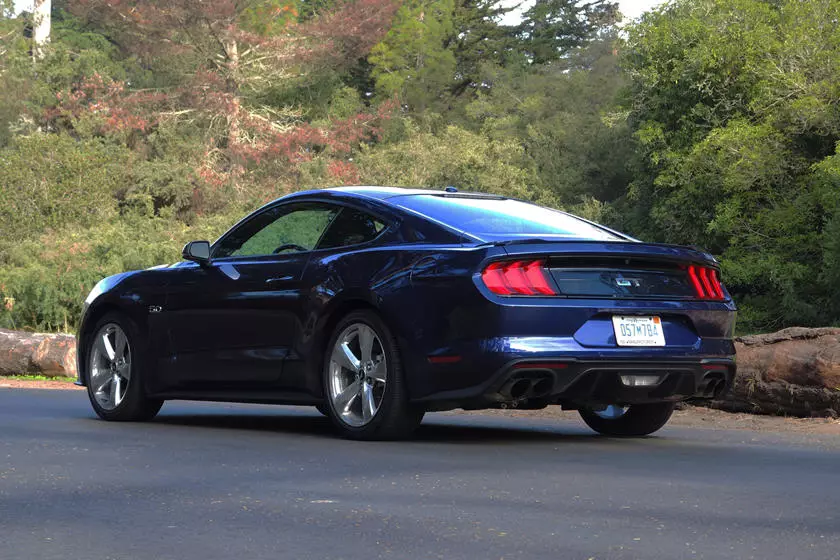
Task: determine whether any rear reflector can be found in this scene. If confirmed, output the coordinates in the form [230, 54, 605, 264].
[428, 355, 462, 364]
[687, 265, 726, 301]
[512, 362, 569, 370]
[481, 260, 556, 296]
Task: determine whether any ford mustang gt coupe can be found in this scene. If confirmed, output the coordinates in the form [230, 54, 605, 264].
[77, 186, 736, 440]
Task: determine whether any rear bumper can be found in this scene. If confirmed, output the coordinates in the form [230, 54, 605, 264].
[415, 356, 736, 410]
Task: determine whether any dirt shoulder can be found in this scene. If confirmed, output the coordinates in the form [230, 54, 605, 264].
[4, 377, 839, 435]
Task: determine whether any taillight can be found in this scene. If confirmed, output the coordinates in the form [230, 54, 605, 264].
[481, 260, 556, 296]
[688, 265, 725, 300]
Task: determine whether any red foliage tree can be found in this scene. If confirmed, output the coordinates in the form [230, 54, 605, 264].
[61, 0, 399, 187]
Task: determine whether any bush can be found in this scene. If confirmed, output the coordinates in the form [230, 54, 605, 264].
[0, 213, 239, 332]
[0, 133, 132, 243]
[356, 121, 547, 202]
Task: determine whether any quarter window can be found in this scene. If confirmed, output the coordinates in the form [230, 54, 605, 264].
[317, 208, 386, 250]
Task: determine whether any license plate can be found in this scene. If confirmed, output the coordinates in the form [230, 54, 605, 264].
[612, 316, 666, 347]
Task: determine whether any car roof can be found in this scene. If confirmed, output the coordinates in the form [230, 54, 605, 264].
[322, 186, 486, 200]
[282, 185, 508, 203]
[276, 186, 632, 243]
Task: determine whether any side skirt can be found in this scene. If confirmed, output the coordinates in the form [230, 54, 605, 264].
[147, 390, 321, 407]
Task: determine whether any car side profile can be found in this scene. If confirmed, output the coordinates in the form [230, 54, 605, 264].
[77, 187, 737, 440]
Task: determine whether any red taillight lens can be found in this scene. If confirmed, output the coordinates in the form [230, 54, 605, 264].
[524, 260, 556, 295]
[481, 260, 556, 296]
[505, 261, 534, 294]
[687, 265, 725, 300]
[481, 262, 512, 295]
[709, 269, 724, 299]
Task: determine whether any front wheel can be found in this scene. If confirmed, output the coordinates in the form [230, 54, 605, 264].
[85, 312, 163, 422]
[579, 402, 675, 437]
[322, 310, 424, 440]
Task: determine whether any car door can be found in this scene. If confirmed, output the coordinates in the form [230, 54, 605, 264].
[161, 202, 340, 390]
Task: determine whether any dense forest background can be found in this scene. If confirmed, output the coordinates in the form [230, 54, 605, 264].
[0, 0, 837, 334]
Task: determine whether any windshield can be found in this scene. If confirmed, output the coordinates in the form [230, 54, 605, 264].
[392, 195, 622, 241]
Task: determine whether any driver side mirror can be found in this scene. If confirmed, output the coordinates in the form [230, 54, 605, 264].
[182, 240, 211, 265]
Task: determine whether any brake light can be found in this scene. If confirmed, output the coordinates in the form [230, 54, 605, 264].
[481, 260, 556, 296]
[687, 265, 725, 300]
[709, 269, 724, 299]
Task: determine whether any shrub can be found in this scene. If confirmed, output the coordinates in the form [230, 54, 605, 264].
[0, 213, 239, 332]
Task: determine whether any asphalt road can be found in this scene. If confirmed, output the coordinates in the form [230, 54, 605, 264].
[2, 390, 838, 560]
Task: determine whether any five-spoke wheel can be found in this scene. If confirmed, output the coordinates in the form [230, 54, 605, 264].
[322, 310, 424, 440]
[85, 313, 163, 422]
[328, 323, 387, 426]
[89, 323, 132, 411]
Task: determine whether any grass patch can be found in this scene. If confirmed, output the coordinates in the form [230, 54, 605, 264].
[2, 374, 76, 383]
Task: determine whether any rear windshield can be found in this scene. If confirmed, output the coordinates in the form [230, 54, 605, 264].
[393, 195, 621, 240]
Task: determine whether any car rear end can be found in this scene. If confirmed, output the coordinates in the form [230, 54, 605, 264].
[465, 240, 736, 410]
[384, 193, 736, 413]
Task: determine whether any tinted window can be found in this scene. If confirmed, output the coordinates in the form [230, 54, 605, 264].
[317, 208, 385, 250]
[214, 204, 339, 258]
[393, 195, 620, 240]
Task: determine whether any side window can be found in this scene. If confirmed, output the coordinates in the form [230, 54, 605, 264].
[317, 208, 386, 250]
[214, 204, 339, 258]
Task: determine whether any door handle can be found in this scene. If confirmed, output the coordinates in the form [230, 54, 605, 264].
[266, 276, 294, 284]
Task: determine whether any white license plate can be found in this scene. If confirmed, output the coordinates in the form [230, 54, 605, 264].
[612, 316, 666, 347]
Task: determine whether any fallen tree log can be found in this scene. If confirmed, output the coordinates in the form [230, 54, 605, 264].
[0, 328, 77, 377]
[0, 325, 838, 417]
[709, 327, 840, 417]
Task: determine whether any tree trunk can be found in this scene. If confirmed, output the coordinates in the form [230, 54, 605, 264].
[32, 0, 51, 59]
[0, 329, 76, 377]
[222, 36, 241, 148]
[708, 327, 840, 417]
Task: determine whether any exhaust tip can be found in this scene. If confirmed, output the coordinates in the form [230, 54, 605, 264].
[531, 378, 553, 397]
[509, 379, 532, 400]
[700, 373, 726, 398]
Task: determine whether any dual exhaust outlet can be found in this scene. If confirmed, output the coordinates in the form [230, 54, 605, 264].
[499, 376, 554, 401]
[700, 372, 727, 399]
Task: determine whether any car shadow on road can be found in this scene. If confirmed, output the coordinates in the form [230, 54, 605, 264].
[150, 409, 613, 445]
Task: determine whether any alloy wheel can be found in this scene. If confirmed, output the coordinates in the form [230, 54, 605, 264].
[328, 323, 387, 427]
[89, 323, 132, 411]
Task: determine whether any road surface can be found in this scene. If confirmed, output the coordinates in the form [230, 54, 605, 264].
[1, 389, 838, 560]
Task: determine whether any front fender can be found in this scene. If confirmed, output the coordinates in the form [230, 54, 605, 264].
[75, 270, 169, 385]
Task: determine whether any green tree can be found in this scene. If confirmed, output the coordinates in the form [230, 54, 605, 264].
[517, 0, 619, 64]
[462, 38, 633, 208]
[369, 0, 457, 110]
[447, 0, 515, 96]
[621, 0, 840, 331]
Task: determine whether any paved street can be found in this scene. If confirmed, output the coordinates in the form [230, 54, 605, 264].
[1, 389, 838, 560]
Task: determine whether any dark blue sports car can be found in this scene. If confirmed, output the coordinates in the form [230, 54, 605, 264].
[77, 187, 736, 439]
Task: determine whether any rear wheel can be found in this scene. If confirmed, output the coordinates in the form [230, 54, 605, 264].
[86, 312, 163, 422]
[579, 402, 675, 437]
[323, 310, 424, 440]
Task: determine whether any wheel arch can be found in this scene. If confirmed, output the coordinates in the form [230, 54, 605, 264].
[77, 301, 147, 386]
[308, 298, 380, 398]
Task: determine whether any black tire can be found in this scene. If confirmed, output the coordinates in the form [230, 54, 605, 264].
[85, 312, 164, 422]
[322, 310, 424, 440]
[579, 402, 675, 437]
